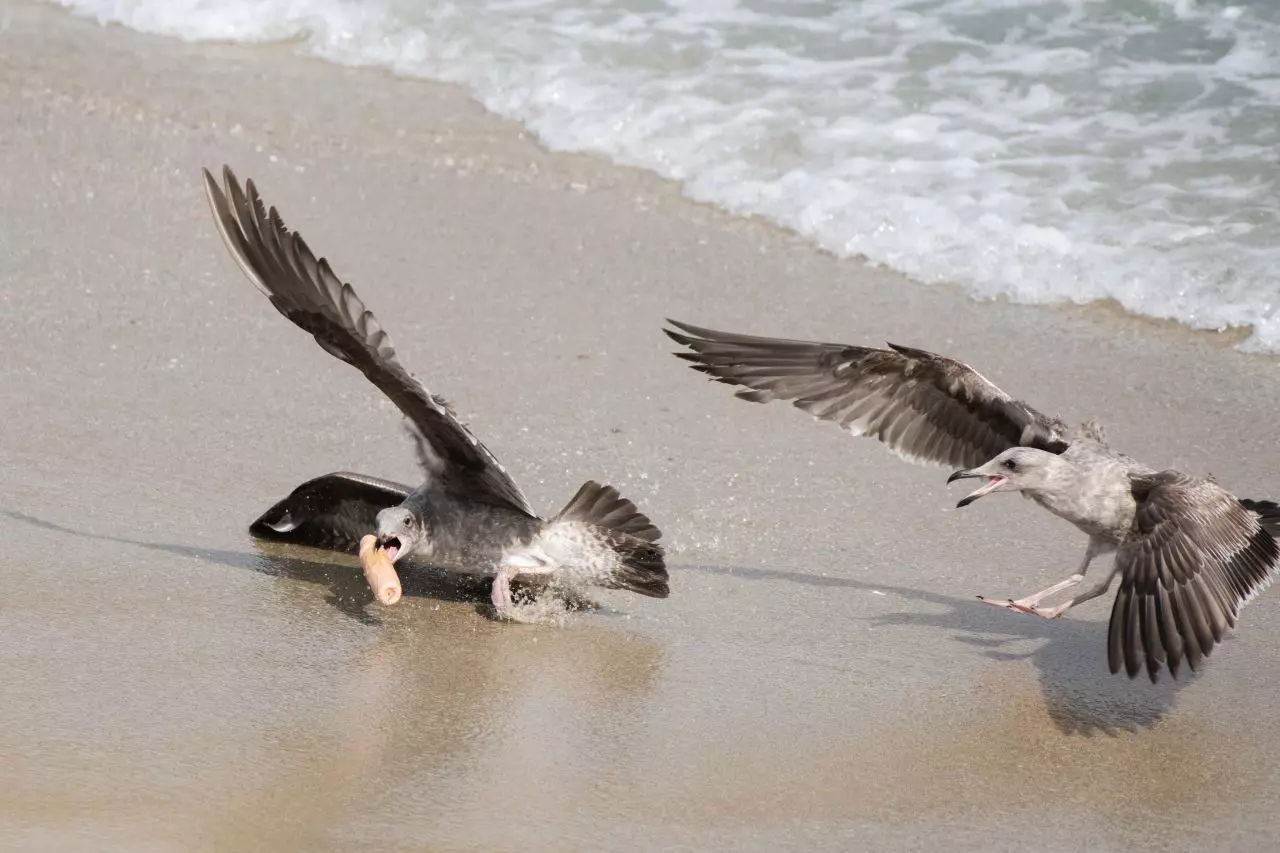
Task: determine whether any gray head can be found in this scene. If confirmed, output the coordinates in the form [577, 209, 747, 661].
[947, 447, 1066, 508]
[375, 506, 421, 563]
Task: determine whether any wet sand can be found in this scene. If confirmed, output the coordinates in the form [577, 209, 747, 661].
[4, 2, 1280, 850]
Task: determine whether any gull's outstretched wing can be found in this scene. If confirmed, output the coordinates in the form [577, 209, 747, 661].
[1110, 472, 1279, 682]
[664, 319, 1067, 470]
[250, 472, 412, 553]
[204, 166, 535, 517]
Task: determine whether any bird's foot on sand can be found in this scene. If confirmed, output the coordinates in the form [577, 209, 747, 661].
[490, 568, 519, 622]
[977, 596, 1060, 618]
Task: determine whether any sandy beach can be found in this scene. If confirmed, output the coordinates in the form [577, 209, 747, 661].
[4, 1, 1280, 850]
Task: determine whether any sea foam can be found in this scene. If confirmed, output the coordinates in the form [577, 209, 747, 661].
[55, 0, 1280, 351]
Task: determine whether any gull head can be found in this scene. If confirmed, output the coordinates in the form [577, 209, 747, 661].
[375, 506, 421, 563]
[948, 447, 1061, 508]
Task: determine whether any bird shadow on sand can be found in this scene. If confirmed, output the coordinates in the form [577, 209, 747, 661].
[2, 510, 532, 625]
[4, 509, 1208, 733]
[684, 561, 1214, 737]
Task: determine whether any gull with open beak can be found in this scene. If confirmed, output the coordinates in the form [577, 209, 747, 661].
[665, 319, 1280, 682]
[949, 465, 1014, 508]
[202, 165, 669, 619]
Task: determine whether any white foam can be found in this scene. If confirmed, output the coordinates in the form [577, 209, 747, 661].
[55, 0, 1280, 352]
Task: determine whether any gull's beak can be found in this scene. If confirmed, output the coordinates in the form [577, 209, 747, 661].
[951, 472, 1009, 509]
[376, 534, 405, 563]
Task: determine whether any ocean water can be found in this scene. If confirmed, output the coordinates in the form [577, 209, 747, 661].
[55, 0, 1280, 351]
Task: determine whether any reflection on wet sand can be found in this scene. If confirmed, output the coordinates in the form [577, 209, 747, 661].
[688, 562, 1183, 735]
[648, 668, 1253, 840]
[899, 670, 1253, 827]
[191, 592, 667, 850]
[2, 510, 666, 849]
[0, 507, 670, 840]
[3, 503, 1273, 850]
[0, 506, 1217, 747]
[5, 510, 584, 623]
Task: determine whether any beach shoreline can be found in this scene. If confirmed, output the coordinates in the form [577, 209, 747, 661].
[5, 2, 1280, 851]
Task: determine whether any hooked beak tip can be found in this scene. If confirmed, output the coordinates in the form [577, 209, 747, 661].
[953, 473, 1009, 508]
[947, 469, 971, 484]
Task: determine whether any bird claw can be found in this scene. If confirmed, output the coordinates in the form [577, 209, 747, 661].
[976, 595, 1049, 617]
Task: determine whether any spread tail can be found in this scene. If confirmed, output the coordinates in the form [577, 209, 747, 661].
[555, 481, 668, 598]
[1241, 498, 1280, 537]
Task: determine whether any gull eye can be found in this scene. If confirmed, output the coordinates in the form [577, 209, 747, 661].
[1002, 459, 1018, 472]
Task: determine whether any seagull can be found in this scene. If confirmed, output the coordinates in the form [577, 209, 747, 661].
[201, 165, 668, 618]
[664, 319, 1280, 681]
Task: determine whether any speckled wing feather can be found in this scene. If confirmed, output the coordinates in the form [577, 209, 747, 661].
[1110, 472, 1279, 682]
[204, 166, 536, 517]
[250, 472, 412, 552]
[664, 319, 1067, 470]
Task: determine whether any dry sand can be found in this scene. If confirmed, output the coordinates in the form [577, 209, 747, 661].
[3, 1, 1280, 851]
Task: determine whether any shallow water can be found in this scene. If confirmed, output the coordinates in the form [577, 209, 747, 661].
[51, 0, 1280, 351]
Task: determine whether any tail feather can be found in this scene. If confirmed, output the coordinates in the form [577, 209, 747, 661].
[601, 536, 669, 599]
[556, 481, 668, 598]
[1241, 498, 1280, 537]
[554, 481, 661, 543]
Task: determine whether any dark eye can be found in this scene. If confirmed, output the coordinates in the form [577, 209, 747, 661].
[1003, 459, 1018, 471]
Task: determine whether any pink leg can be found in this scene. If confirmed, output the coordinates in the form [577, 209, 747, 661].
[490, 563, 557, 621]
[978, 541, 1108, 618]
[1029, 566, 1120, 619]
[978, 573, 1084, 614]
[490, 564, 518, 619]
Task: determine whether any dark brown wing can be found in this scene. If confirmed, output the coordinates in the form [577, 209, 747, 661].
[1110, 472, 1279, 682]
[204, 166, 535, 517]
[250, 472, 412, 553]
[1239, 497, 1280, 537]
[664, 319, 1067, 470]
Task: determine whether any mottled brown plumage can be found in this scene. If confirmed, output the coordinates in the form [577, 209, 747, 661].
[664, 319, 1068, 470]
[204, 166, 668, 616]
[205, 166, 535, 517]
[1111, 472, 1277, 680]
[665, 319, 1279, 681]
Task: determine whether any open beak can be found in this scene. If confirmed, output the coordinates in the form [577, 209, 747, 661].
[376, 535, 404, 563]
[948, 469, 1008, 508]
